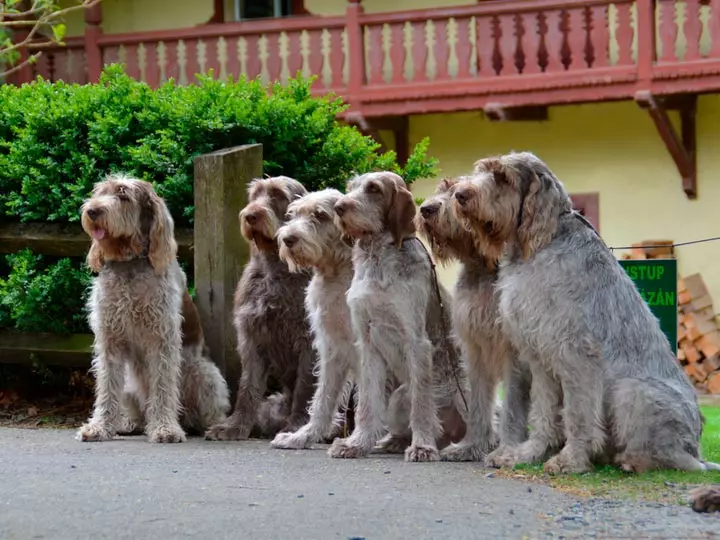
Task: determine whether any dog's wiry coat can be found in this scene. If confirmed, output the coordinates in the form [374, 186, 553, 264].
[328, 172, 467, 462]
[416, 178, 530, 462]
[77, 174, 230, 444]
[270, 189, 358, 449]
[205, 176, 317, 441]
[453, 152, 710, 473]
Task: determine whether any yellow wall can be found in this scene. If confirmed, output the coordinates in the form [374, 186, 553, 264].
[409, 98, 720, 304]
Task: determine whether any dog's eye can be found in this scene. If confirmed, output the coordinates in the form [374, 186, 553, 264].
[117, 193, 129, 202]
[314, 210, 329, 222]
[365, 183, 380, 194]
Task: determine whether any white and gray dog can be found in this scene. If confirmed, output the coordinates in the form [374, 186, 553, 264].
[416, 177, 530, 463]
[453, 152, 716, 473]
[270, 188, 358, 449]
[77, 174, 230, 443]
[328, 172, 467, 462]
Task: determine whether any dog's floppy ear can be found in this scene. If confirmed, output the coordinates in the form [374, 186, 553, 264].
[512, 159, 562, 260]
[86, 241, 105, 273]
[140, 183, 177, 274]
[386, 177, 417, 248]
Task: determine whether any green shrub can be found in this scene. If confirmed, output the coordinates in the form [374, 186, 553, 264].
[0, 65, 438, 225]
[0, 250, 92, 334]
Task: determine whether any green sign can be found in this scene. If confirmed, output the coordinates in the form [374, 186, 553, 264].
[619, 259, 678, 354]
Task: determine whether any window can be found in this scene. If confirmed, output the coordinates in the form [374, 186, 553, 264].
[235, 0, 292, 20]
[570, 193, 600, 232]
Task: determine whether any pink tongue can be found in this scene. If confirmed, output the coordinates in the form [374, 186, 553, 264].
[91, 229, 106, 240]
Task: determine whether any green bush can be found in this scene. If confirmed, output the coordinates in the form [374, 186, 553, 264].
[0, 250, 92, 334]
[0, 64, 438, 225]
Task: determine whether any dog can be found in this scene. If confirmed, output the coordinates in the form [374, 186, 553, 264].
[328, 171, 467, 462]
[416, 177, 531, 462]
[205, 176, 317, 441]
[452, 151, 713, 473]
[76, 174, 230, 443]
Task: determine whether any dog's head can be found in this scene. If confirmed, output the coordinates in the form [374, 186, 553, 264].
[276, 188, 352, 273]
[333, 171, 416, 248]
[452, 152, 572, 260]
[81, 174, 176, 274]
[240, 175, 307, 253]
[415, 177, 478, 266]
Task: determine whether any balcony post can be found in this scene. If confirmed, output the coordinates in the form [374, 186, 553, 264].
[346, 0, 365, 109]
[84, 2, 103, 83]
[636, 0, 656, 83]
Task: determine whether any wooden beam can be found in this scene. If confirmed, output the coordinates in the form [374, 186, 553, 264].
[193, 144, 261, 399]
[0, 331, 93, 367]
[484, 104, 549, 122]
[0, 222, 195, 262]
[635, 91, 697, 199]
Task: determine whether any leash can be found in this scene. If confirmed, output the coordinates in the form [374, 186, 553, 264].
[409, 237, 469, 413]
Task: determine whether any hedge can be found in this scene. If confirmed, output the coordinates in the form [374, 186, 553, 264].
[0, 64, 437, 225]
[0, 65, 438, 334]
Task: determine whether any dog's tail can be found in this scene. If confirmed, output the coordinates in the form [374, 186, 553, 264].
[702, 460, 720, 471]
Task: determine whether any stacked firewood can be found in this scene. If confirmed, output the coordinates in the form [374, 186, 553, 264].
[622, 240, 720, 394]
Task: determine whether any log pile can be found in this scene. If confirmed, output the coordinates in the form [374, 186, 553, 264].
[622, 240, 720, 394]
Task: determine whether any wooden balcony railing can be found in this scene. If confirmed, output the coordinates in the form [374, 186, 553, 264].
[11, 0, 720, 117]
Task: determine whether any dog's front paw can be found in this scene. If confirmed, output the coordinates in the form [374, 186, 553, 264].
[440, 442, 489, 462]
[270, 428, 312, 450]
[405, 444, 440, 463]
[484, 444, 517, 468]
[76, 422, 115, 442]
[328, 437, 370, 459]
[543, 447, 592, 475]
[204, 418, 252, 441]
[147, 423, 186, 444]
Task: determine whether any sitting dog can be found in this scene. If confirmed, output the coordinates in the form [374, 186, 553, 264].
[76, 174, 230, 443]
[328, 171, 467, 462]
[416, 177, 531, 462]
[205, 176, 317, 441]
[453, 152, 714, 473]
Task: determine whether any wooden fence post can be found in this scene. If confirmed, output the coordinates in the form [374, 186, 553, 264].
[193, 144, 263, 400]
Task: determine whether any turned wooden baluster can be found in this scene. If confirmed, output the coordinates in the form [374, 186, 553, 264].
[521, 11, 542, 74]
[389, 23, 406, 84]
[683, 0, 702, 61]
[567, 6, 588, 70]
[144, 42, 160, 87]
[497, 13, 518, 76]
[328, 28, 345, 88]
[476, 15, 496, 76]
[411, 21, 429, 82]
[434, 19, 451, 80]
[455, 17, 473, 79]
[710, 0, 720, 58]
[366, 25, 384, 85]
[544, 8, 565, 72]
[614, 2, 634, 65]
[658, 0, 678, 62]
[589, 5, 610, 68]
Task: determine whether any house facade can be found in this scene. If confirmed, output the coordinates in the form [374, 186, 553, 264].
[12, 0, 720, 297]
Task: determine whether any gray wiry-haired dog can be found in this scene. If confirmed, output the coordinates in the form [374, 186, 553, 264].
[270, 188, 357, 449]
[416, 177, 530, 462]
[205, 176, 317, 441]
[328, 172, 467, 462]
[77, 175, 230, 443]
[453, 152, 714, 473]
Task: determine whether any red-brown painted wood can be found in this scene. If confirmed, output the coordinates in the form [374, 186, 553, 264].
[710, 0, 720, 58]
[244, 35, 262, 80]
[566, 7, 587, 70]
[366, 25, 385, 85]
[476, 15, 496, 76]
[143, 42, 160, 86]
[389, 23, 406, 84]
[183, 39, 199, 83]
[164, 41, 180, 83]
[498, 13, 518, 76]
[684, 0, 702, 61]
[328, 27, 345, 89]
[521, 11, 542, 74]
[203, 38, 222, 79]
[433, 19, 451, 80]
[615, 2, 634, 66]
[224, 36, 241, 81]
[307, 30, 324, 89]
[411, 20, 429, 81]
[123, 44, 140, 80]
[454, 17, 473, 79]
[658, 0, 678, 63]
[588, 5, 609, 68]
[544, 9, 564, 72]
[286, 31, 303, 79]
[265, 33, 282, 82]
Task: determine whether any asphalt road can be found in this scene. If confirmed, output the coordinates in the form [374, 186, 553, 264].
[0, 428, 718, 540]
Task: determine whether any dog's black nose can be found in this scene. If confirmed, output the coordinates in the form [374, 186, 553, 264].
[86, 208, 102, 221]
[334, 201, 347, 217]
[283, 235, 298, 248]
[420, 203, 439, 219]
[454, 189, 470, 207]
[245, 213, 258, 225]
